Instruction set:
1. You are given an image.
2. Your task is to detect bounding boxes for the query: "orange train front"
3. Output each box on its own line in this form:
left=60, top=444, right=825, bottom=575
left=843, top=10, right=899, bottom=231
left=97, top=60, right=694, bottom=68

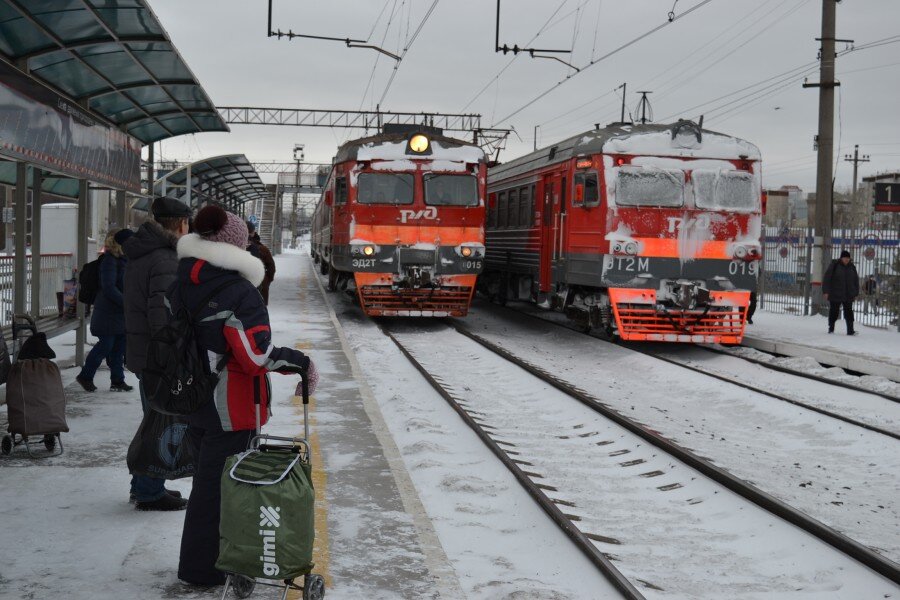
left=311, top=125, right=487, bottom=317
left=482, top=120, right=762, bottom=343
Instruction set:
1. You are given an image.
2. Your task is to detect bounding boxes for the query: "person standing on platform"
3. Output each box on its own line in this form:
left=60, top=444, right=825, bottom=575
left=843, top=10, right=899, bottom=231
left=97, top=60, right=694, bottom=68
left=76, top=228, right=134, bottom=393
left=823, top=250, right=860, bottom=335
left=246, top=221, right=276, bottom=305
left=172, top=205, right=317, bottom=587
left=123, top=197, right=192, bottom=511
left=746, top=291, right=757, bottom=325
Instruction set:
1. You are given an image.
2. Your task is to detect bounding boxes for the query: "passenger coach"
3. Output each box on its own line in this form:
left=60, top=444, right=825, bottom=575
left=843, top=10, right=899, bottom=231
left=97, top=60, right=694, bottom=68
left=311, top=125, right=487, bottom=316
left=481, top=120, right=762, bottom=343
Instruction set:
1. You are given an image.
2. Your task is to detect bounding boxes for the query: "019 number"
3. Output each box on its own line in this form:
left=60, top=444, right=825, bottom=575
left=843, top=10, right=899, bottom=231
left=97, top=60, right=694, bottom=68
left=728, top=260, right=758, bottom=276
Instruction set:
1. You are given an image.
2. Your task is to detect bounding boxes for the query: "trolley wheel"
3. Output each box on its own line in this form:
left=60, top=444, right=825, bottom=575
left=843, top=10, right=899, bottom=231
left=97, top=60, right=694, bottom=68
left=1, top=435, right=12, bottom=455
left=43, top=435, right=56, bottom=452
left=303, top=574, right=325, bottom=600
left=231, top=574, right=255, bottom=599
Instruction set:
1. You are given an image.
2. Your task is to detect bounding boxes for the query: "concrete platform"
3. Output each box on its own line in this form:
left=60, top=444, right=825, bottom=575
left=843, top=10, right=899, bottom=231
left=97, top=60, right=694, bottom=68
left=0, top=252, right=457, bottom=599
left=742, top=310, right=900, bottom=382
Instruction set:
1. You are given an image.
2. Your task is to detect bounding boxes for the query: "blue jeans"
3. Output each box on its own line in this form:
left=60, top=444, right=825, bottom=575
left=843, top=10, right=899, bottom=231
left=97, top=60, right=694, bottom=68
left=130, top=378, right=166, bottom=502
left=78, top=334, right=126, bottom=384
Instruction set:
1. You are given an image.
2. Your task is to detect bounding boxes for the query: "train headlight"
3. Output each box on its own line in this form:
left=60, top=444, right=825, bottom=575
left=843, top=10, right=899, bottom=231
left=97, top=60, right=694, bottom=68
left=461, top=246, right=473, bottom=258
left=625, top=242, right=638, bottom=255
left=455, top=243, right=484, bottom=258
left=352, top=242, right=380, bottom=256
left=363, top=245, right=375, bottom=256
left=734, top=246, right=748, bottom=259
left=613, top=242, right=623, bottom=253
left=407, top=134, right=431, bottom=154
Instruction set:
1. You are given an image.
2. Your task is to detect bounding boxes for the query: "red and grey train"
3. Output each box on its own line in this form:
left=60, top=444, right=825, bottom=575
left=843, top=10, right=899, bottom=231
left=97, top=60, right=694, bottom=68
left=311, top=125, right=487, bottom=316
left=480, top=120, right=762, bottom=343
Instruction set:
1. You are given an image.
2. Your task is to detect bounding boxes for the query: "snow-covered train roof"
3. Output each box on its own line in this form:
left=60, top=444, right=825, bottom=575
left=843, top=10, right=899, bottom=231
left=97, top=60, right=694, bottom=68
left=489, top=121, right=760, bottom=182
left=334, top=132, right=485, bottom=164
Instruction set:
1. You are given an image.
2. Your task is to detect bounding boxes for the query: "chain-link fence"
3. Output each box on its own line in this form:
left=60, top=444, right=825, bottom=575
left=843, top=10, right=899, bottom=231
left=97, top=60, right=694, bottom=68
left=759, top=222, right=900, bottom=330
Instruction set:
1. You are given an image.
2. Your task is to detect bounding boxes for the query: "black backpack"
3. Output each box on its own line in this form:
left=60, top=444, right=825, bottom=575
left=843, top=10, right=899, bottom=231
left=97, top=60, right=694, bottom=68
left=78, top=255, right=104, bottom=304
left=142, top=281, right=232, bottom=416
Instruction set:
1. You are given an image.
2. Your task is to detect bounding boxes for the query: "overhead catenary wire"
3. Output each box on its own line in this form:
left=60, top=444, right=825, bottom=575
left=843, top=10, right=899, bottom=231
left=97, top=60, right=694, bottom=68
left=491, top=0, right=716, bottom=127
left=377, top=0, right=441, bottom=105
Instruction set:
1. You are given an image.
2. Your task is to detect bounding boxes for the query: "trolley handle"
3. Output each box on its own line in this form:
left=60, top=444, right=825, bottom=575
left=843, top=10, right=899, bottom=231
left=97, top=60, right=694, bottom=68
left=280, top=363, right=311, bottom=405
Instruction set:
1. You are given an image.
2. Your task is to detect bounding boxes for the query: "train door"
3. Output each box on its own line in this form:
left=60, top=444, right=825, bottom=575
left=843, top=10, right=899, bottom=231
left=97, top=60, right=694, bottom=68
left=539, top=172, right=561, bottom=291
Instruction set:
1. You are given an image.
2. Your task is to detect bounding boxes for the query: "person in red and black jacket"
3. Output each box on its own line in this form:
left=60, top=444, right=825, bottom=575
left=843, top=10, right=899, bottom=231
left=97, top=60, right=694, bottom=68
left=169, top=205, right=319, bottom=587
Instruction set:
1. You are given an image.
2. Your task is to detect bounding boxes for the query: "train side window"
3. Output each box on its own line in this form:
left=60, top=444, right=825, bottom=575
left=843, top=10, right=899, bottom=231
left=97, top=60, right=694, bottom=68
left=574, top=171, right=599, bottom=207
left=507, top=188, right=518, bottom=228
left=487, top=193, right=497, bottom=228
left=519, top=186, right=531, bottom=227
left=336, top=177, right=348, bottom=204
left=531, top=184, right=536, bottom=225
left=497, top=192, right=508, bottom=228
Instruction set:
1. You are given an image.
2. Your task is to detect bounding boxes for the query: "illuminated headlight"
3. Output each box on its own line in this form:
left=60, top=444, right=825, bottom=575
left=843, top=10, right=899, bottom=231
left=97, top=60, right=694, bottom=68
left=352, top=243, right=379, bottom=256
left=455, top=243, right=484, bottom=258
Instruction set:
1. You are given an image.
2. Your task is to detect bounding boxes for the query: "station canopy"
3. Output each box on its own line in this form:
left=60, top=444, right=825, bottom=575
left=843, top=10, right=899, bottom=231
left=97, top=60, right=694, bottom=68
left=0, top=0, right=229, bottom=144
left=134, top=154, right=269, bottom=211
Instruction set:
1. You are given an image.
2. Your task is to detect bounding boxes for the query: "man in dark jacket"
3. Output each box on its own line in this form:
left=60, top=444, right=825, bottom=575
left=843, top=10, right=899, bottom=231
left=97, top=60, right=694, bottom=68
left=172, top=206, right=317, bottom=587
left=246, top=221, right=276, bottom=304
left=823, top=250, right=860, bottom=335
left=122, top=197, right=192, bottom=511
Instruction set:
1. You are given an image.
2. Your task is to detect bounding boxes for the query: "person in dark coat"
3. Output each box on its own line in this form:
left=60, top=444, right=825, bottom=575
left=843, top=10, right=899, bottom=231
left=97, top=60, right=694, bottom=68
left=823, top=250, right=860, bottom=335
left=171, top=205, right=318, bottom=587
left=123, top=197, right=192, bottom=511
left=246, top=221, right=276, bottom=305
left=76, top=229, right=133, bottom=392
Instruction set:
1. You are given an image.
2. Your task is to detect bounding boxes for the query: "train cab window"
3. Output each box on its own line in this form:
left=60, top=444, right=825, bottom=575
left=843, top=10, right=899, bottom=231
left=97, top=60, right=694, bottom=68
left=507, top=188, right=518, bottom=228
left=335, top=177, right=348, bottom=204
left=424, top=174, right=478, bottom=206
left=573, top=171, right=599, bottom=207
left=357, top=173, right=414, bottom=205
left=497, top=192, right=508, bottom=227
left=518, top=186, right=531, bottom=227
left=692, top=170, right=758, bottom=211
left=615, top=167, right=683, bottom=207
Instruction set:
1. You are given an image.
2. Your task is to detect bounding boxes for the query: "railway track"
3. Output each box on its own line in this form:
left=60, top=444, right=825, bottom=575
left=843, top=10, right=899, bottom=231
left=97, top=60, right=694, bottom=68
left=376, top=319, right=900, bottom=597
left=498, top=301, right=900, bottom=440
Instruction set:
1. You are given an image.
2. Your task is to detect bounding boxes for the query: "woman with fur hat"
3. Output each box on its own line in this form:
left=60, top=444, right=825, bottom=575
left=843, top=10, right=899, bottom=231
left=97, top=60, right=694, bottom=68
left=76, top=228, right=134, bottom=392
left=169, top=205, right=318, bottom=587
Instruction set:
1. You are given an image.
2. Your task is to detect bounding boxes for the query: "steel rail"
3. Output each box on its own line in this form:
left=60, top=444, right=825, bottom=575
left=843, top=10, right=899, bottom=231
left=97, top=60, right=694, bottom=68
left=703, top=344, right=900, bottom=404
left=448, top=320, right=900, bottom=585
left=379, top=325, right=644, bottom=600
left=629, top=347, right=900, bottom=441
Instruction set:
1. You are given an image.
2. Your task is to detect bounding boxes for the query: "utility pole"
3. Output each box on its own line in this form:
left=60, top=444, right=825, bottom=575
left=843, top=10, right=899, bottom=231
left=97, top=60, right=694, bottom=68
left=618, top=82, right=627, bottom=123
left=292, top=144, right=304, bottom=249
left=844, top=144, right=870, bottom=219
left=533, top=125, right=539, bottom=151
left=636, top=91, right=652, bottom=124
left=803, top=0, right=851, bottom=313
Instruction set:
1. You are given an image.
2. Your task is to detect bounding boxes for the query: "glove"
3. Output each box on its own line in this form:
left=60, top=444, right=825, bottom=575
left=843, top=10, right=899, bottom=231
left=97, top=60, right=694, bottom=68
left=294, top=358, right=319, bottom=397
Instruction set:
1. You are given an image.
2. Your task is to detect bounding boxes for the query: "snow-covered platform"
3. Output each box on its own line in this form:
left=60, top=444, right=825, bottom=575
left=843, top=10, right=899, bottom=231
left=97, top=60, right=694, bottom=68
left=742, top=311, right=900, bottom=382
left=0, top=251, right=456, bottom=599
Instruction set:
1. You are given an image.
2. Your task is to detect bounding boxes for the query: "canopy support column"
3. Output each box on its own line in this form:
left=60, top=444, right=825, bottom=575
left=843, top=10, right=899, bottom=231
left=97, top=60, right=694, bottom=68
left=75, top=179, right=89, bottom=367
left=30, top=169, right=42, bottom=317
left=13, top=162, right=28, bottom=317
left=115, top=189, right=127, bottom=229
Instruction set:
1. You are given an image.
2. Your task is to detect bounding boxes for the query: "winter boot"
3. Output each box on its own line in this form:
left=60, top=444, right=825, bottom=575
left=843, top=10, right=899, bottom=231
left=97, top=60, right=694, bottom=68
left=130, top=489, right=183, bottom=504
left=136, top=493, right=188, bottom=511
left=110, top=381, right=134, bottom=392
left=76, top=377, right=97, bottom=392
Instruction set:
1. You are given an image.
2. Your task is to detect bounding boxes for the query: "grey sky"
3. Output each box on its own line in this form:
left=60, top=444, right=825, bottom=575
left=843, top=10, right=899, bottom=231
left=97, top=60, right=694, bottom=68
left=148, top=0, right=900, bottom=192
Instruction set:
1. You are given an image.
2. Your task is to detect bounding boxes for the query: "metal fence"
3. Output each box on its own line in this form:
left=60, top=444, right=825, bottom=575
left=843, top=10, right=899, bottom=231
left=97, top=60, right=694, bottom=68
left=0, top=253, right=75, bottom=325
left=759, top=223, right=900, bottom=330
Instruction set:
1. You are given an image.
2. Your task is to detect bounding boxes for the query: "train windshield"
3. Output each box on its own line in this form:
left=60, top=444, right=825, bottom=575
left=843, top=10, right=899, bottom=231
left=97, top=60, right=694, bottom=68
left=615, top=167, right=683, bottom=207
left=692, top=170, right=757, bottom=211
left=357, top=173, right=414, bottom=205
left=424, top=174, right=479, bottom=206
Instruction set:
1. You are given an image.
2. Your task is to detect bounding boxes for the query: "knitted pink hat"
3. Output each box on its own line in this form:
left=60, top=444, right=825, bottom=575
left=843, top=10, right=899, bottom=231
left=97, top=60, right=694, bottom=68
left=194, top=205, right=248, bottom=249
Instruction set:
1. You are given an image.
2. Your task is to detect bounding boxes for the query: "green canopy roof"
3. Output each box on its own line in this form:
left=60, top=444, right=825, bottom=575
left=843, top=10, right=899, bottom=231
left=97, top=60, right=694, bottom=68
left=0, top=0, right=228, bottom=144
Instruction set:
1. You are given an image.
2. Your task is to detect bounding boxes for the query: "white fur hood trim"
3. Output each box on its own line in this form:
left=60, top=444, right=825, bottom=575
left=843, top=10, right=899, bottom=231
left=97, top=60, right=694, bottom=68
left=177, top=234, right=265, bottom=287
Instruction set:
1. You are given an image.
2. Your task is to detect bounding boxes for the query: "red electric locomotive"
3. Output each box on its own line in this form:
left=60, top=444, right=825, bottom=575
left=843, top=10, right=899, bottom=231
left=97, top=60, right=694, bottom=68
left=481, top=120, right=762, bottom=343
left=311, top=125, right=487, bottom=316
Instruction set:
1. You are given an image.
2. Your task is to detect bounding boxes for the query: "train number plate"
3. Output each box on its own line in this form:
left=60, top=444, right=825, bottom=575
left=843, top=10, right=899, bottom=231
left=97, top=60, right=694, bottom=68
left=604, top=256, right=650, bottom=273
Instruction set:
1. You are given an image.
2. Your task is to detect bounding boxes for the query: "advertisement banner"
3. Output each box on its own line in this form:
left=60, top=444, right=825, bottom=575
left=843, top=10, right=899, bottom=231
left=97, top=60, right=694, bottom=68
left=0, top=60, right=141, bottom=192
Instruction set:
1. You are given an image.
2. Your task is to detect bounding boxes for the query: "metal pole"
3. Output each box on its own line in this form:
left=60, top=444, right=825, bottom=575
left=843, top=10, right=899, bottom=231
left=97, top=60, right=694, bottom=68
left=116, top=189, right=127, bottom=229
left=810, top=0, right=837, bottom=314
left=147, top=143, right=155, bottom=195
left=75, top=179, right=90, bottom=367
left=30, top=169, right=42, bottom=317
left=13, top=162, right=28, bottom=316
left=620, top=82, right=626, bottom=123
left=185, top=163, right=192, bottom=209
left=533, top=125, right=539, bottom=151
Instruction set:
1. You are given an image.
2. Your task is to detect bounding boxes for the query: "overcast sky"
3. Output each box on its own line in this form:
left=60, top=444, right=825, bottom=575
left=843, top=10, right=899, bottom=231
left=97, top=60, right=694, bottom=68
left=148, top=0, right=900, bottom=192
